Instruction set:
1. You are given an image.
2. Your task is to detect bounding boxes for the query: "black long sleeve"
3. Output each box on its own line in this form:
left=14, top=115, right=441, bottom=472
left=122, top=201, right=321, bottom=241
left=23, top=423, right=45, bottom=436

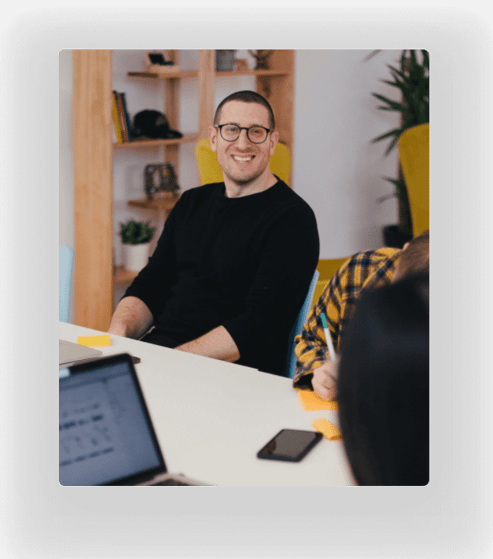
left=124, top=180, right=319, bottom=375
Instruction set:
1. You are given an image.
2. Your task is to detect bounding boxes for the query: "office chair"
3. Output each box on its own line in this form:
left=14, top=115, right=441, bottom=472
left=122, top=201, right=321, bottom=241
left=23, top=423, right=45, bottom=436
left=286, top=270, right=319, bottom=378
left=195, top=139, right=291, bottom=186
left=398, top=123, right=429, bottom=237
left=59, top=245, right=74, bottom=322
left=313, top=257, right=350, bottom=309
left=285, top=258, right=350, bottom=378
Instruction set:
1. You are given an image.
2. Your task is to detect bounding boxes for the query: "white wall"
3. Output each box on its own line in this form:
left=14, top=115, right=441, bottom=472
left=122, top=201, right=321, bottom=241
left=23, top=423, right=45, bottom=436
left=293, top=49, right=401, bottom=257
left=59, top=50, right=403, bottom=318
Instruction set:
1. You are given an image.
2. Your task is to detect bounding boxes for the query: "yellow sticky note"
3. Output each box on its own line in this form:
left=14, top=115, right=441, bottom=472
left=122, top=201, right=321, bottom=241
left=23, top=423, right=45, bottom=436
left=77, top=335, right=111, bottom=347
left=312, top=418, right=342, bottom=441
left=296, top=389, right=338, bottom=411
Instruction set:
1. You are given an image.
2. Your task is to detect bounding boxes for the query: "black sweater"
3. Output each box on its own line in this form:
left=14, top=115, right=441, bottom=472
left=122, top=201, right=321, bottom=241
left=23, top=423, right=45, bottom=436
left=124, top=179, right=319, bottom=376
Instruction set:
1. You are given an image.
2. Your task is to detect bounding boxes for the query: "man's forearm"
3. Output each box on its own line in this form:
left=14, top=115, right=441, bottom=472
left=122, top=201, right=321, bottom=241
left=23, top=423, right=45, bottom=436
left=107, top=296, right=154, bottom=339
left=175, top=325, right=240, bottom=362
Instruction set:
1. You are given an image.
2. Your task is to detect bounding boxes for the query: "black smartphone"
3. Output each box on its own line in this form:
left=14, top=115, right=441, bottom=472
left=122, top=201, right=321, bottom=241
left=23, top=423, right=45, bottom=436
left=257, top=429, right=323, bottom=462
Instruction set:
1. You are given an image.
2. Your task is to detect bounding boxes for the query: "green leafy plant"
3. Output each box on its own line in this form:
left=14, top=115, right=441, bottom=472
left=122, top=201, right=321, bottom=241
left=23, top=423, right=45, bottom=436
left=371, top=49, right=429, bottom=235
left=119, top=220, right=155, bottom=245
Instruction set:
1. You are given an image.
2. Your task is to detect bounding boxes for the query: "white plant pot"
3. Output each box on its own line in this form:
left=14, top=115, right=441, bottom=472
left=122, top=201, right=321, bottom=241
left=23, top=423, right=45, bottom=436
left=122, top=242, right=151, bottom=272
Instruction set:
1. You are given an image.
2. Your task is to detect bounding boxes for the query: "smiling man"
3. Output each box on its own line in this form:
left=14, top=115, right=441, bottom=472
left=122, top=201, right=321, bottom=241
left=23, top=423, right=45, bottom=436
left=209, top=94, right=278, bottom=196
left=108, top=90, right=319, bottom=376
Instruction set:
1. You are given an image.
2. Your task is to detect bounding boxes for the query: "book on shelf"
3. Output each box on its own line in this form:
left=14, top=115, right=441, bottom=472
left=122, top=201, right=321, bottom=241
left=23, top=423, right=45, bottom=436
left=112, top=91, right=133, bottom=143
left=111, top=91, right=123, bottom=144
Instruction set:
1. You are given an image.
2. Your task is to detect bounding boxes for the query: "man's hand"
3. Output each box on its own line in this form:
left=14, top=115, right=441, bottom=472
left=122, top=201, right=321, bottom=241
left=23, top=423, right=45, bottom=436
left=107, top=297, right=153, bottom=340
left=311, top=358, right=339, bottom=401
left=175, top=325, right=240, bottom=363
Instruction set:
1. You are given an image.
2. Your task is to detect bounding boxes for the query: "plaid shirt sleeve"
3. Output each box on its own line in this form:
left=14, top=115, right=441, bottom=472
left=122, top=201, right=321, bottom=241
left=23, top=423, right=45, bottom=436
left=292, top=248, right=400, bottom=389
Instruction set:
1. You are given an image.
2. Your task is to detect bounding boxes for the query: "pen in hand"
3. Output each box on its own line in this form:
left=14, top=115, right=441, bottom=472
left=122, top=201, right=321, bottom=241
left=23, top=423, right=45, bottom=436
left=320, top=312, right=336, bottom=361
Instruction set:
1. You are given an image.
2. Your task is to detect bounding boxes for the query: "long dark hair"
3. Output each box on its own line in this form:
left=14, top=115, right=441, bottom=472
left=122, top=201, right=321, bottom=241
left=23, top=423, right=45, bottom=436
left=337, top=273, right=429, bottom=485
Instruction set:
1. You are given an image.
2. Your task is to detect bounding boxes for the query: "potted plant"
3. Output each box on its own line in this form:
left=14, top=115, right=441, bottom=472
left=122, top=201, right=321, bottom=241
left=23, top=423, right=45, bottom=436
left=369, top=49, right=429, bottom=247
left=119, top=220, right=156, bottom=272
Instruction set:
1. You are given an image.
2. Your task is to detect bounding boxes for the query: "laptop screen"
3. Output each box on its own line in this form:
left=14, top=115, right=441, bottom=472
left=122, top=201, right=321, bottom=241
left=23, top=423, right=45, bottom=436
left=59, top=356, right=163, bottom=486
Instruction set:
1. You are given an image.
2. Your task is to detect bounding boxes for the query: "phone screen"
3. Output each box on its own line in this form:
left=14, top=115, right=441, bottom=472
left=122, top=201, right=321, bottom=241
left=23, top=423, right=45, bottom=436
left=257, top=429, right=323, bottom=462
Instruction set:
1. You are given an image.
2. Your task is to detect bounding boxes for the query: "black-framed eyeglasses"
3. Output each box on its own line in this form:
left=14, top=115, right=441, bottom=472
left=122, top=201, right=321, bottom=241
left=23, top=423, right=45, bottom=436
left=214, top=124, right=272, bottom=144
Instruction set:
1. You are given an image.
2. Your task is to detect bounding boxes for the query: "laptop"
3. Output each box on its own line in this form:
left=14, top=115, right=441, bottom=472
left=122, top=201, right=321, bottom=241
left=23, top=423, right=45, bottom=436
left=59, top=339, right=103, bottom=368
left=59, top=353, right=211, bottom=486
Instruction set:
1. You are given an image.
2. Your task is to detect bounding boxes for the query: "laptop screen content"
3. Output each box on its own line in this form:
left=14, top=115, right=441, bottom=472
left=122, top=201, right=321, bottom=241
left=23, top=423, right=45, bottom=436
left=59, top=359, right=162, bottom=486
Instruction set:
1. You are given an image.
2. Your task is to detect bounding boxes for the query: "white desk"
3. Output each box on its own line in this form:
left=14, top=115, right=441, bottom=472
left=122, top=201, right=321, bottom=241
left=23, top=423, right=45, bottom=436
left=60, top=322, right=354, bottom=486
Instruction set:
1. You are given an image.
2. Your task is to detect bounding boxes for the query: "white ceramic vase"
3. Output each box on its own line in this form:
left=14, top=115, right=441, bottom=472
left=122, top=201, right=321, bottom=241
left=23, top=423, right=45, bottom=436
left=122, top=242, right=150, bottom=272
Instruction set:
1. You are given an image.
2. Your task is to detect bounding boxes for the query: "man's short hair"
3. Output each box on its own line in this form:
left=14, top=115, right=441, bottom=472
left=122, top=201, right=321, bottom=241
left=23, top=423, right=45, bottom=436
left=213, top=90, right=276, bottom=130
left=395, top=229, right=429, bottom=280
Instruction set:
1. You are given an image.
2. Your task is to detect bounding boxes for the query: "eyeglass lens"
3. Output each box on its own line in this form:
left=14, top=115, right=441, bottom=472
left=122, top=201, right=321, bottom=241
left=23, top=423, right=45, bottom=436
left=220, top=125, right=268, bottom=143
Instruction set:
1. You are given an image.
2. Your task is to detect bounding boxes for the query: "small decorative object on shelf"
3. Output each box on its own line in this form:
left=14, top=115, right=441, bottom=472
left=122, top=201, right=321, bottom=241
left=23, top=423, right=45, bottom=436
left=144, top=163, right=180, bottom=200
left=119, top=220, right=156, bottom=272
left=132, top=110, right=183, bottom=141
left=216, top=50, right=236, bottom=71
left=145, top=51, right=180, bottom=73
left=120, top=220, right=155, bottom=245
left=235, top=58, right=249, bottom=71
left=248, top=50, right=274, bottom=70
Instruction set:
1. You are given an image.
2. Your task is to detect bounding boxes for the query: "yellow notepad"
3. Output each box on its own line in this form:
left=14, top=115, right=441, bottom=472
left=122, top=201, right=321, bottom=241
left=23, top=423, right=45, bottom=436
left=296, top=389, right=338, bottom=411
left=312, top=418, right=342, bottom=441
left=297, top=390, right=340, bottom=439
left=77, top=335, right=111, bottom=348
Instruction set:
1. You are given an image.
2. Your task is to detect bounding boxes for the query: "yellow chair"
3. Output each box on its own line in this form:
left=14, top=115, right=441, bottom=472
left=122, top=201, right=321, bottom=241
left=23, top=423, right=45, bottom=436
left=398, top=123, right=429, bottom=237
left=195, top=138, right=291, bottom=186
left=312, top=257, right=350, bottom=308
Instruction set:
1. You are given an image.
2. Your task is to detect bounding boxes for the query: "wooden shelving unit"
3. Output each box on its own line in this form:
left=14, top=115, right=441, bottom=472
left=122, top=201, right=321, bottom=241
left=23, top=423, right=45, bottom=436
left=73, top=49, right=294, bottom=330
left=127, top=194, right=180, bottom=218
left=113, top=265, right=139, bottom=284
left=127, top=70, right=199, bottom=79
left=113, top=133, right=198, bottom=149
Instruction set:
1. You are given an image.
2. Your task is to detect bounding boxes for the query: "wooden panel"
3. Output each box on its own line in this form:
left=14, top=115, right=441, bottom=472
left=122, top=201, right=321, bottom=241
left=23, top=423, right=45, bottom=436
left=162, top=51, right=180, bottom=175
left=73, top=50, right=113, bottom=330
left=255, top=50, right=294, bottom=188
left=198, top=50, right=215, bottom=139
left=256, top=50, right=294, bottom=153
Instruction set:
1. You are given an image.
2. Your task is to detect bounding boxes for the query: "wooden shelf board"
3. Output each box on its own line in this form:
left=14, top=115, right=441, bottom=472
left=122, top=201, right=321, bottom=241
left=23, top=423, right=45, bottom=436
left=128, top=194, right=180, bottom=213
left=128, top=69, right=288, bottom=80
left=113, top=133, right=199, bottom=149
left=128, top=71, right=198, bottom=79
left=113, top=265, right=139, bottom=284
left=216, top=69, right=289, bottom=77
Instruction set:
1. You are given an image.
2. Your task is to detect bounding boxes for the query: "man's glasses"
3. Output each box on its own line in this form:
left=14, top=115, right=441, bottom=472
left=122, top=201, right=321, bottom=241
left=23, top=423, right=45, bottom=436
left=214, top=124, right=271, bottom=144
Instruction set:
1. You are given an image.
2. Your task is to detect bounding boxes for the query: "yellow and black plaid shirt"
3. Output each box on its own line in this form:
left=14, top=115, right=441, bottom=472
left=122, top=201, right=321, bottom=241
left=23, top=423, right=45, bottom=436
left=293, top=247, right=401, bottom=389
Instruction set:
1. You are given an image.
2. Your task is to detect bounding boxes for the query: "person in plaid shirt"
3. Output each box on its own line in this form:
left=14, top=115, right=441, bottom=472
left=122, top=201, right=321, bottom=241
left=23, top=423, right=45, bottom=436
left=293, top=229, right=429, bottom=398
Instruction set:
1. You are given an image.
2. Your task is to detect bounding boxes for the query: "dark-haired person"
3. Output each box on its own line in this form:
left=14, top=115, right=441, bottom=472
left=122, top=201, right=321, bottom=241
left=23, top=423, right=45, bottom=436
left=108, top=91, right=319, bottom=376
left=337, top=273, right=429, bottom=485
left=293, top=229, right=429, bottom=397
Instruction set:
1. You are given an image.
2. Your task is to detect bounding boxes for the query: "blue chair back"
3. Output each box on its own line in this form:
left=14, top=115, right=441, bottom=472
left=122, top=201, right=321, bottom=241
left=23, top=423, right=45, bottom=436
left=286, top=270, right=319, bottom=378
left=59, top=246, right=74, bottom=322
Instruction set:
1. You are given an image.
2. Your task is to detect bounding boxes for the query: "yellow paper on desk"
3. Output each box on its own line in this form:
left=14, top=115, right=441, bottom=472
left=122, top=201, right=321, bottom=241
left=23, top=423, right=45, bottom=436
left=77, top=335, right=111, bottom=348
left=296, top=389, right=338, bottom=411
left=312, top=418, right=342, bottom=441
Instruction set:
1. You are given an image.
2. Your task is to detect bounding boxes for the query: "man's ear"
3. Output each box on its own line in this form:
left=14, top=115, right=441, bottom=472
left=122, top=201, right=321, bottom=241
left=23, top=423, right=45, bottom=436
left=269, top=130, right=279, bottom=157
left=208, top=125, right=218, bottom=153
